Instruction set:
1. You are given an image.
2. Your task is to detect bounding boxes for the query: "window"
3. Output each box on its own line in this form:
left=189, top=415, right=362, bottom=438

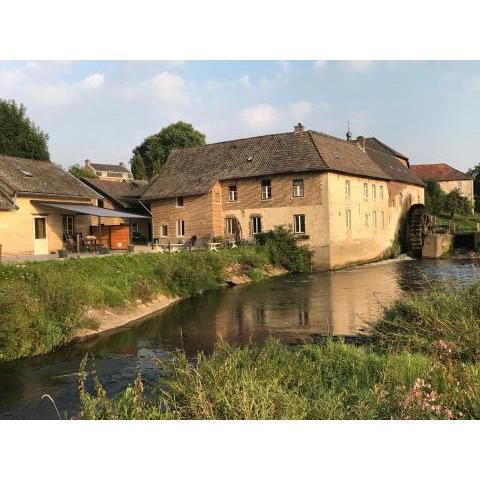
left=372, top=211, right=377, bottom=229
left=98, top=199, right=104, bottom=208
left=345, top=180, right=351, bottom=196
left=34, top=217, right=46, bottom=239
left=228, top=185, right=237, bottom=202
left=380, top=185, right=384, bottom=199
left=380, top=211, right=385, bottom=228
left=251, top=216, right=262, bottom=234
left=458, top=181, right=462, bottom=190
left=363, top=183, right=368, bottom=198
left=346, top=209, right=352, bottom=230
left=293, top=214, right=306, bottom=234
left=215, top=192, right=221, bottom=202
left=132, top=223, right=139, bottom=233
left=161, top=225, right=168, bottom=237
left=176, top=196, right=184, bottom=207
left=226, top=217, right=236, bottom=235
left=261, top=179, right=272, bottom=199
left=101, top=171, right=107, bottom=177
left=63, top=215, right=74, bottom=236
left=293, top=179, right=304, bottom=197
left=372, top=185, right=376, bottom=200
left=365, top=212, right=369, bottom=227
left=176, top=220, right=185, bottom=237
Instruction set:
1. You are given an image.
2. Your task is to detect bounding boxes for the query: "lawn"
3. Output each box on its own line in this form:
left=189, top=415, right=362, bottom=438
left=434, top=210, right=480, bottom=232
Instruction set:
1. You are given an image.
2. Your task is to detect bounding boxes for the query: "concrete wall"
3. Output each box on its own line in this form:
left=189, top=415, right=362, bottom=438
left=0, top=195, right=93, bottom=256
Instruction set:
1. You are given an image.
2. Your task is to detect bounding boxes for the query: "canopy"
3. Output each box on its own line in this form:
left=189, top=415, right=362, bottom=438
left=36, top=202, right=150, bottom=219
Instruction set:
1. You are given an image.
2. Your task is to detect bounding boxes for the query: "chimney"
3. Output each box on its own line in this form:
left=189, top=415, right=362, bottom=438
left=294, top=122, right=305, bottom=133
left=85, top=159, right=91, bottom=167
left=119, top=162, right=125, bottom=167
left=356, top=136, right=365, bottom=151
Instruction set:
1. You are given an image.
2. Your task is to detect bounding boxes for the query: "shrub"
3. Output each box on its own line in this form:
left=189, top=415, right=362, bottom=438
left=255, top=225, right=312, bottom=272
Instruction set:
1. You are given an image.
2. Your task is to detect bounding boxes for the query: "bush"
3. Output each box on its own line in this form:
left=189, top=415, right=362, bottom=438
left=255, top=226, right=312, bottom=272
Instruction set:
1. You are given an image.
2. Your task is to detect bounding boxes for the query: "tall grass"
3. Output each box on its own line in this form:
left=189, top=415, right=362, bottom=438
left=0, top=247, right=276, bottom=362
left=78, top=337, right=480, bottom=420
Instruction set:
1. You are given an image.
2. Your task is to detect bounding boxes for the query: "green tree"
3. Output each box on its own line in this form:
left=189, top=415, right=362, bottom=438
left=467, top=164, right=480, bottom=212
left=445, top=188, right=466, bottom=219
left=132, top=121, right=206, bottom=179
left=424, top=180, right=446, bottom=215
left=130, top=154, right=147, bottom=180
left=0, top=99, right=50, bottom=161
left=68, top=164, right=97, bottom=179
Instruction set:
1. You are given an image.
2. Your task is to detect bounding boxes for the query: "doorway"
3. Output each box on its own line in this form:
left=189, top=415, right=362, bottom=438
left=33, top=216, right=48, bottom=255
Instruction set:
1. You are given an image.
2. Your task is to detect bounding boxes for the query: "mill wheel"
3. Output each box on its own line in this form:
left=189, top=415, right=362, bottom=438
left=406, top=204, right=432, bottom=258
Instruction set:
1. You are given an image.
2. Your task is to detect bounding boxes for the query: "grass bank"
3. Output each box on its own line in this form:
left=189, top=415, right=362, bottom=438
left=78, top=279, right=480, bottom=420
left=0, top=238, right=310, bottom=363
left=435, top=210, right=480, bottom=232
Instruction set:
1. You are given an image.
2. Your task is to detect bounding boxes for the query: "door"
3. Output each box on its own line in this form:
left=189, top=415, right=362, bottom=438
left=33, top=216, right=48, bottom=255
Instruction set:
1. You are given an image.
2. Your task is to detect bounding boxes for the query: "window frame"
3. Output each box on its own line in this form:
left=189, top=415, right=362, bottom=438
left=292, top=179, right=304, bottom=198
left=372, top=184, right=376, bottom=200
left=176, top=219, right=185, bottom=237
left=251, top=216, right=262, bottom=235
left=293, top=214, right=306, bottom=234
left=363, top=183, right=368, bottom=199
left=372, top=211, right=377, bottom=229
left=228, top=185, right=238, bottom=202
left=161, top=225, right=168, bottom=237
left=346, top=209, right=352, bottom=230
left=261, top=179, right=272, bottom=200
left=176, top=196, right=184, bottom=207
left=226, top=217, right=236, bottom=235
left=34, top=217, right=47, bottom=240
left=345, top=180, right=351, bottom=197
left=380, top=185, right=384, bottom=200
left=63, top=215, right=75, bottom=236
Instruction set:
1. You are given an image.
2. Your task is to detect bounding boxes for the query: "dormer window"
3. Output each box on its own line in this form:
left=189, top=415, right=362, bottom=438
left=176, top=196, right=184, bottom=207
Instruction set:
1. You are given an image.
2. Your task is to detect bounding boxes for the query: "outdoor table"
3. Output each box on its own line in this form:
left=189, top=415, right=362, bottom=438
left=169, top=243, right=185, bottom=252
left=84, top=236, right=97, bottom=252
left=208, top=242, right=221, bottom=251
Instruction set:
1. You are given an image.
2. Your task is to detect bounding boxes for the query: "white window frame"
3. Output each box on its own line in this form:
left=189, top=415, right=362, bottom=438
left=161, top=225, right=168, bottom=237
left=176, top=220, right=185, bottom=237
left=176, top=196, right=184, bottom=207
left=63, top=215, right=75, bottom=236
left=132, top=223, right=139, bottom=233
left=363, top=183, right=368, bottom=198
left=293, top=214, right=306, bottom=234
left=346, top=209, right=352, bottom=230
left=226, top=217, right=236, bottom=235
left=228, top=185, right=238, bottom=202
left=372, top=184, right=376, bottom=200
left=293, top=179, right=304, bottom=197
left=251, top=216, right=262, bottom=235
left=345, top=180, right=351, bottom=196
left=372, top=211, right=377, bottom=229
left=261, top=179, right=272, bottom=200
left=380, top=185, right=384, bottom=200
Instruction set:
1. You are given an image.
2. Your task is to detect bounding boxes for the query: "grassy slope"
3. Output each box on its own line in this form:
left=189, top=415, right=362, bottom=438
left=0, top=248, right=273, bottom=362
left=435, top=211, right=480, bottom=232
left=79, top=279, right=480, bottom=420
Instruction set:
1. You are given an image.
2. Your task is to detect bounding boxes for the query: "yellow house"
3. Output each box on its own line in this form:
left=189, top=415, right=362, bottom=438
left=0, top=155, right=101, bottom=257
left=142, top=124, right=425, bottom=270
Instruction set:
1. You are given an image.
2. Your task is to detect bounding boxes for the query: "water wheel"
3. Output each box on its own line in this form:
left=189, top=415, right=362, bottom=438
left=406, top=204, right=432, bottom=258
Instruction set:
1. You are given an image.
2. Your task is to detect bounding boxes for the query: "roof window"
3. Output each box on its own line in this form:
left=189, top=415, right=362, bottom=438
left=18, top=169, right=33, bottom=177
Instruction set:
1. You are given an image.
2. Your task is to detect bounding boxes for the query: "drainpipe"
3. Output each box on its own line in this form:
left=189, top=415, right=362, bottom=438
left=98, top=216, right=103, bottom=255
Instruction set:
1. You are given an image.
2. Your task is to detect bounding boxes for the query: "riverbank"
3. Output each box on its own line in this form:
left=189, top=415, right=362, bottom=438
left=78, top=278, right=480, bottom=420
left=0, top=245, right=298, bottom=362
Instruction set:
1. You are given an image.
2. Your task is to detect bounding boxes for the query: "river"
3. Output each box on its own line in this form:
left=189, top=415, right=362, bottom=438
left=0, top=255, right=478, bottom=419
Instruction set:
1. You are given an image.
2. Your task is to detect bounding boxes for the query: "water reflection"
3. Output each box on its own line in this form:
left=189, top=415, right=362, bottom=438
left=0, top=256, right=478, bottom=419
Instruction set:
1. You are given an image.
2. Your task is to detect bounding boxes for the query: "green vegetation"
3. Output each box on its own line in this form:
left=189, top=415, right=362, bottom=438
left=68, top=163, right=97, bottom=179
left=0, top=99, right=50, bottom=161
left=78, top=279, right=480, bottom=420
left=130, top=153, right=147, bottom=180
left=0, top=246, right=283, bottom=363
left=131, top=121, right=206, bottom=179
left=255, top=226, right=312, bottom=273
left=434, top=210, right=480, bottom=232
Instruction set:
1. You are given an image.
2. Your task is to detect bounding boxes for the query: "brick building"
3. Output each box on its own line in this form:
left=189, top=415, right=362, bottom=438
left=411, top=163, right=474, bottom=212
left=142, top=124, right=425, bottom=270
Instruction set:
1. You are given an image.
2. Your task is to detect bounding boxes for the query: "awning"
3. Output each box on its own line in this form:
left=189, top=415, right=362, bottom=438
left=35, top=202, right=150, bottom=219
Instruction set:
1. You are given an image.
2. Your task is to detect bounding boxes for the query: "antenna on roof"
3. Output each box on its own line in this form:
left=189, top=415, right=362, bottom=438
left=346, top=121, right=352, bottom=141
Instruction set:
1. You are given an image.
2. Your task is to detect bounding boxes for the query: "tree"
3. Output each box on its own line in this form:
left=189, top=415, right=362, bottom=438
left=445, top=188, right=468, bottom=219
left=132, top=121, right=206, bottom=179
left=0, top=99, right=50, bottom=161
left=130, top=154, right=147, bottom=180
left=424, top=180, right=446, bottom=215
left=467, top=164, right=480, bottom=212
left=68, top=164, right=97, bottom=179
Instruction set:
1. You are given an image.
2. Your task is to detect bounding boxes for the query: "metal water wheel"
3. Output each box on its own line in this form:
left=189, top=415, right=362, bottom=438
left=406, top=204, right=432, bottom=258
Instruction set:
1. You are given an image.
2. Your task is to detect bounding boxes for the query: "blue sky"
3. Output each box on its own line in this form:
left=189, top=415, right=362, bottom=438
left=1, top=60, right=479, bottom=172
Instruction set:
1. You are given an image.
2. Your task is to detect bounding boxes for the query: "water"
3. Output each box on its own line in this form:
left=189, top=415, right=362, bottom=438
left=0, top=255, right=478, bottom=419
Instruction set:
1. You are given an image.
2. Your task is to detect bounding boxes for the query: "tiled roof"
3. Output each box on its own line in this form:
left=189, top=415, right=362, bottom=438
left=142, top=130, right=403, bottom=200
left=81, top=178, right=148, bottom=209
left=0, top=155, right=100, bottom=199
left=365, top=137, right=409, bottom=160
left=366, top=147, right=425, bottom=187
left=0, top=190, right=14, bottom=210
left=411, top=163, right=472, bottom=182
left=90, top=163, right=131, bottom=174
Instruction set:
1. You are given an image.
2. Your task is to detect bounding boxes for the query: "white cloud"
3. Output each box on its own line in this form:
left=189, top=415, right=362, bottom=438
left=82, top=73, right=105, bottom=90
left=240, top=74, right=251, bottom=89
left=146, top=72, right=189, bottom=104
left=313, top=60, right=327, bottom=70
left=289, top=101, right=312, bottom=119
left=280, top=61, right=291, bottom=73
left=240, top=103, right=277, bottom=130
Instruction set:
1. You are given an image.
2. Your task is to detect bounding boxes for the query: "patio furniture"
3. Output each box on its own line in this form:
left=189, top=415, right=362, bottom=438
left=84, top=235, right=97, bottom=252
left=208, top=242, right=221, bottom=252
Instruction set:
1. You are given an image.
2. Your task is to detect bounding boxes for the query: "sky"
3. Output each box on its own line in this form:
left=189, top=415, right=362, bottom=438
left=1, top=60, right=480, bottom=172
